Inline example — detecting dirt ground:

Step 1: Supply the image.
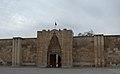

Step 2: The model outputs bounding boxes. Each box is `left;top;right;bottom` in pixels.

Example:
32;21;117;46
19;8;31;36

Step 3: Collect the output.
0;67;120;74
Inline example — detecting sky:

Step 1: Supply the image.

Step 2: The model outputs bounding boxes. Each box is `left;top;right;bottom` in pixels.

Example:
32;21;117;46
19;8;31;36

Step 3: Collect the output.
0;0;120;38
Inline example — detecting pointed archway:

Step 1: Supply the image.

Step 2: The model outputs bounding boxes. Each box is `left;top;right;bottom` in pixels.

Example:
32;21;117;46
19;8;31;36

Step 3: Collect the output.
47;32;62;67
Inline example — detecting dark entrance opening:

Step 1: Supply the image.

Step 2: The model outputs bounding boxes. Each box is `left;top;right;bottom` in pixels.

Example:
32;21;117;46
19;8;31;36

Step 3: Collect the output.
58;55;61;67
49;54;61;67
50;54;56;67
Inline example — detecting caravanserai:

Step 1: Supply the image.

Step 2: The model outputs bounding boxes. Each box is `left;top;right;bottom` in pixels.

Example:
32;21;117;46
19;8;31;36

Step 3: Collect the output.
0;29;120;67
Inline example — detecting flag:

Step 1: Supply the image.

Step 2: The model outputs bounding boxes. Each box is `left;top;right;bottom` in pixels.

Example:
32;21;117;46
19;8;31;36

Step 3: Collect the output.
55;22;57;26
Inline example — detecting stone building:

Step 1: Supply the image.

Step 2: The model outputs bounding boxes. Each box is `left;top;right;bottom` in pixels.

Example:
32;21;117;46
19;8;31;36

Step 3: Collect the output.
0;29;120;67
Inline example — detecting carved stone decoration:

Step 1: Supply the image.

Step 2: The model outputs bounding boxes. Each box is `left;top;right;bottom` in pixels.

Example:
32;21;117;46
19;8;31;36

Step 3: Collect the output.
48;32;61;53
47;32;62;67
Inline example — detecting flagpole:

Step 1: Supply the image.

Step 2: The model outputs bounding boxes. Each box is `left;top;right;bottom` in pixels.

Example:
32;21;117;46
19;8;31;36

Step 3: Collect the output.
55;25;56;29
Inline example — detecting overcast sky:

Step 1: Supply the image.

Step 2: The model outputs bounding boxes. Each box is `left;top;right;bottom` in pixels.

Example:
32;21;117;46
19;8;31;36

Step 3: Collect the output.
0;0;120;38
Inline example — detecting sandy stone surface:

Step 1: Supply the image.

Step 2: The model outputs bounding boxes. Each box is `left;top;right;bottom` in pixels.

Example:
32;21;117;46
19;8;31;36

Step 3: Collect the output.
0;67;120;74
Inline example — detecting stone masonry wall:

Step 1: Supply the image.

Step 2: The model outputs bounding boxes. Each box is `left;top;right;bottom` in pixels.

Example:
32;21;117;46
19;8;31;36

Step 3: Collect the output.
0;30;120;68
73;36;94;67
22;38;37;66
104;36;120;67
0;39;12;65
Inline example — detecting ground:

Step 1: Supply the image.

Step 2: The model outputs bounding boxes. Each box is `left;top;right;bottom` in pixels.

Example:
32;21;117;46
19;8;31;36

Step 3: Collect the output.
0;67;120;74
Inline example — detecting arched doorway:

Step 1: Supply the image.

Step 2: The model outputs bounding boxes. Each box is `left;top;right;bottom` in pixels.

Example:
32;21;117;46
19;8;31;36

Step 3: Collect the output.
47;32;62;67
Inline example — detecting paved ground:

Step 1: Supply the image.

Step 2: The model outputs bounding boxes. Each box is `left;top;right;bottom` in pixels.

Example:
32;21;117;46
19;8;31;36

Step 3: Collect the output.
0;67;120;74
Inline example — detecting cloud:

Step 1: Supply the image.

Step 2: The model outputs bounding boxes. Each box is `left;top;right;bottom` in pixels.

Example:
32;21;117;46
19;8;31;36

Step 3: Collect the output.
0;0;120;38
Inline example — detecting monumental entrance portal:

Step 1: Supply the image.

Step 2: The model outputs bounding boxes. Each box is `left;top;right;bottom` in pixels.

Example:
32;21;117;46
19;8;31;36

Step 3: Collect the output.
37;29;73;67
47;32;61;67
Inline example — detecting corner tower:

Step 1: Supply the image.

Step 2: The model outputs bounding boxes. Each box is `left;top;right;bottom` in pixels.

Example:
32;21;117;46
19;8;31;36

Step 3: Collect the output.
37;29;73;67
